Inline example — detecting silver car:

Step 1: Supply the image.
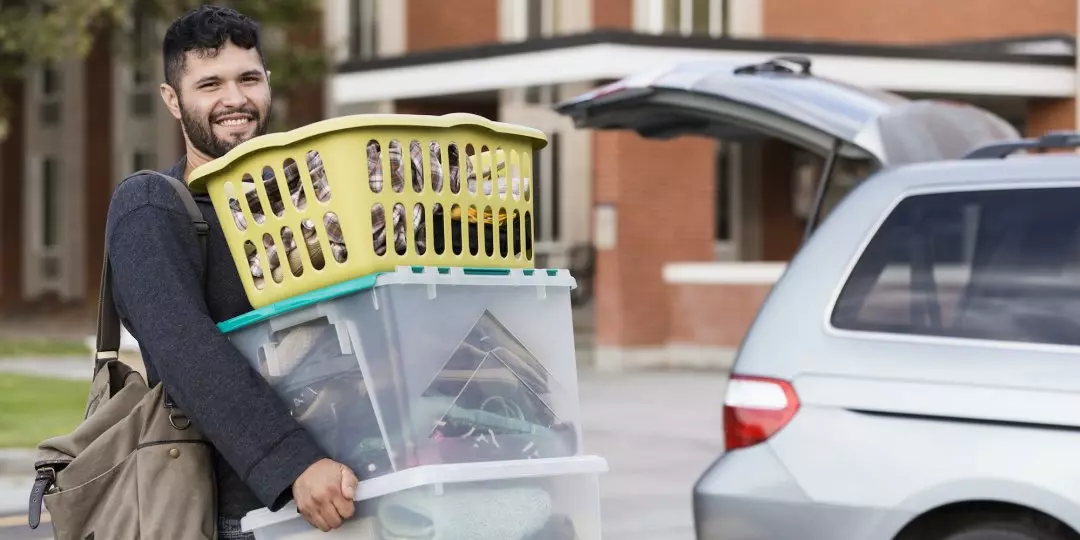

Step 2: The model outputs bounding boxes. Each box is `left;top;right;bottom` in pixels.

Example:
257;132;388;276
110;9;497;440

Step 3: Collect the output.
558;58;1080;540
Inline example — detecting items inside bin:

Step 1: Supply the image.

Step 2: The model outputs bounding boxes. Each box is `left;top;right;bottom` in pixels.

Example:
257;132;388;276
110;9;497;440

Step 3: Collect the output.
261;319;393;480
416;310;578;465
372;482;579;540
229;141;535;290
260;308;577;481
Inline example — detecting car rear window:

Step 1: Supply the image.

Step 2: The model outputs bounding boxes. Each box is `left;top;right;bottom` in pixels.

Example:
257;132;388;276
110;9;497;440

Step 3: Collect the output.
831;186;1080;346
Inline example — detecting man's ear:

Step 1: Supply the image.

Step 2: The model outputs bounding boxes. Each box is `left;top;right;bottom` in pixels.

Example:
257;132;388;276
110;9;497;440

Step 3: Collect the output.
159;83;182;120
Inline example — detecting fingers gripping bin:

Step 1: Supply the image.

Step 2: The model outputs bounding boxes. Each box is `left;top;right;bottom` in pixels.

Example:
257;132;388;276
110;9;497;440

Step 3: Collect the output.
219;267;584;481
240;456;609;540
187;113;549;309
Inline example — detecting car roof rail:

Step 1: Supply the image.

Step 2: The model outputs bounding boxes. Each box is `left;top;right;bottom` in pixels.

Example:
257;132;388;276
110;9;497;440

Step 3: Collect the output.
964;130;1080;159
733;56;812;76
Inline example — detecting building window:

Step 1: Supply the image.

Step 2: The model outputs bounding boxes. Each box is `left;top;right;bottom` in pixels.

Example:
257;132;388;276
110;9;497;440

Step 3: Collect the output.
817;157;874;224
526;0;558;38
525;85;556;105
532;131;561;243
831;187;1080;346
41;157;59;248
39;62;62;125
128;8;157;118
715;145;731;242
663;0;727;37
132;64;150;86
132;151;157;172
42;63;60;95
129;92;154;117
130;7;154;62
790;149;875;227
522;0;558;103
349;0;379;61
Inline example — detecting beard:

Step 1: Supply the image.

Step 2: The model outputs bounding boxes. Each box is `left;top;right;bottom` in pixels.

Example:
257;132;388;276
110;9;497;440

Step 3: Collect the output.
180;97;271;159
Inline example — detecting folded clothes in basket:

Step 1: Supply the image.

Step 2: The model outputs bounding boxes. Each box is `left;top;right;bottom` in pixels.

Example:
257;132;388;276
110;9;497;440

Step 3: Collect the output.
230;142;529;290
228;153;344;289
377;486;552;540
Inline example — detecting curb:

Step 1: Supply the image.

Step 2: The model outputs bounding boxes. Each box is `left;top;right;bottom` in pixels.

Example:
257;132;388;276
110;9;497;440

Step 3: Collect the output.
0;475;33;517
0;449;35;477
0;357;92;381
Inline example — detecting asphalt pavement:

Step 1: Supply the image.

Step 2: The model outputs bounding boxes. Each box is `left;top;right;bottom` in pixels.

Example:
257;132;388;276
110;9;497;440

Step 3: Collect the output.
0;369;728;539
579;369;726;540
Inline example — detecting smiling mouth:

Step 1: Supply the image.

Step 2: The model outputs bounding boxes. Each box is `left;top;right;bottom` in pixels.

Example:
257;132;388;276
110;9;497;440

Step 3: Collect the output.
215;115;254;128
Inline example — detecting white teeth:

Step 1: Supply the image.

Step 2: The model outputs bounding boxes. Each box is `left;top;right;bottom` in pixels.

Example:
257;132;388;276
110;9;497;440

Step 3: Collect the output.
219;118;249;127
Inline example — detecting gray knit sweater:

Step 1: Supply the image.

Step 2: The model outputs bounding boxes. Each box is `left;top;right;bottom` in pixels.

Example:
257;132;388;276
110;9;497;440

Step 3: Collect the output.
104;157;328;518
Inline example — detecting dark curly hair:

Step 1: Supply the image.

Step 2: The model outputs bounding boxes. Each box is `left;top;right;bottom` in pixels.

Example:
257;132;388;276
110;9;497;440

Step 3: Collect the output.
162;5;266;92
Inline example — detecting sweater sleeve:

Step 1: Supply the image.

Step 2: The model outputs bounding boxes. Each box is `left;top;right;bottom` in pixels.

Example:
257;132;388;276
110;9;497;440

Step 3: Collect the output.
106;201;328;511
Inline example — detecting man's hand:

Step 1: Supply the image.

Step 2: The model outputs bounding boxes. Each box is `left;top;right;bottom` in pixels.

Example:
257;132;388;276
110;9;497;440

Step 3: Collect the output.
293;458;359;532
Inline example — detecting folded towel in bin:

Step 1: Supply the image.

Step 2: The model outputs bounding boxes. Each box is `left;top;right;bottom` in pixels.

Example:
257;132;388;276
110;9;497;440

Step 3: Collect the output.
231;142;530;290
377;486;552;540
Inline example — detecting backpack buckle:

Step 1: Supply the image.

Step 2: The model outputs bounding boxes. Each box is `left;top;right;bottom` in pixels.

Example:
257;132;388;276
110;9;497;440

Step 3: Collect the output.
28;467;56;529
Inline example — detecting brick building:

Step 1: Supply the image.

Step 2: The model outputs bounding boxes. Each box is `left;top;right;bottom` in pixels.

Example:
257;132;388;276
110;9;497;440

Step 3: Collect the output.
0;7;327;319
1;0;1078;370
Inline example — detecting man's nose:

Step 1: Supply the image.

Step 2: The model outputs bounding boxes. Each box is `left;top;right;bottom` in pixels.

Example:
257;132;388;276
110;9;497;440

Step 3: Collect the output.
221;82;247;107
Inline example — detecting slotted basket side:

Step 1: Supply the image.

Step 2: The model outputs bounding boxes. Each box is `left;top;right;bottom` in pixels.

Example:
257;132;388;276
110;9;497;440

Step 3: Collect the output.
191;114;547;308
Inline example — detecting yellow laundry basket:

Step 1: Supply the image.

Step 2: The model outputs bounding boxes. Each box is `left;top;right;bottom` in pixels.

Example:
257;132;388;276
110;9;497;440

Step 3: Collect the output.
188;113;548;308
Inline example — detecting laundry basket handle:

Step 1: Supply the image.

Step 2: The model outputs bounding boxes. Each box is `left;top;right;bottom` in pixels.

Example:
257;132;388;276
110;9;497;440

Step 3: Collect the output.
95;170;209;377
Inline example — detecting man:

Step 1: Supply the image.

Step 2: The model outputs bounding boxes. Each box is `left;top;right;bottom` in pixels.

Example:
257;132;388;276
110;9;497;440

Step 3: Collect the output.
105;5;358;538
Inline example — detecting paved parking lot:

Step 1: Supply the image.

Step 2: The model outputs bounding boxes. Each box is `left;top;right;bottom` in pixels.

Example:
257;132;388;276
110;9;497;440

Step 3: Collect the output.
579;369;727;540
1;368;728;539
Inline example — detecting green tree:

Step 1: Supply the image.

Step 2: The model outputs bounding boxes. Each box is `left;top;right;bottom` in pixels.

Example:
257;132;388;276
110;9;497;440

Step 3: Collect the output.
0;0;328;139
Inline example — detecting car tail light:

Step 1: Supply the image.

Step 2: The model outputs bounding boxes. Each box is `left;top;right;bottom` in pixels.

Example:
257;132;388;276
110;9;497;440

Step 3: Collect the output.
723;375;799;451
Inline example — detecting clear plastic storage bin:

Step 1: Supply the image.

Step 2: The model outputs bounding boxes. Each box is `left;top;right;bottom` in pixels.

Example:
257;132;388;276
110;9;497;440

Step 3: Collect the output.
219;267;582;481
240;456;608;540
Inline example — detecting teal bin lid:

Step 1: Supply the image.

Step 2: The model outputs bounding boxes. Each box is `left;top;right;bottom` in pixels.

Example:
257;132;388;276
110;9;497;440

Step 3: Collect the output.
218;273;381;334
217;267;570;334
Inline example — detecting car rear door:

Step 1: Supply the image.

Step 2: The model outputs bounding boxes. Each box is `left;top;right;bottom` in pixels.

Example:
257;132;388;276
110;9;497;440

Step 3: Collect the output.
554;56;1020;236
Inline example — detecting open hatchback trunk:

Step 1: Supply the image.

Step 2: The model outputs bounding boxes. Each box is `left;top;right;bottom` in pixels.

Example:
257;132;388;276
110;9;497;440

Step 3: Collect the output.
554;56;1021;238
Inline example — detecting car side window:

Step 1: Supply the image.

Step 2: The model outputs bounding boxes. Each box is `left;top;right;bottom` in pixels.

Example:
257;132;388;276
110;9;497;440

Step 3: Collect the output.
831;187;1080;346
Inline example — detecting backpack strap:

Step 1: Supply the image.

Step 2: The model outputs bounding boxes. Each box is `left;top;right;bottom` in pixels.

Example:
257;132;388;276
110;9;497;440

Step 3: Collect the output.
29;171;209;529
94;170;209;386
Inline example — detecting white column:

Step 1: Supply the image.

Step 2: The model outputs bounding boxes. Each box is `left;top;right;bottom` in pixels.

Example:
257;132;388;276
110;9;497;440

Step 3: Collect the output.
324;0;349;64
324;0;349;118
559;0;591;34
376;0;406;55
727;0;764;38
634;0;666;34
500;0;527;41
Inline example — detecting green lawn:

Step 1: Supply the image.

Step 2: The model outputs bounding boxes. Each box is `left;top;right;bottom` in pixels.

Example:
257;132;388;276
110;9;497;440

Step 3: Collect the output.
0;339;90;358
0;373;90;448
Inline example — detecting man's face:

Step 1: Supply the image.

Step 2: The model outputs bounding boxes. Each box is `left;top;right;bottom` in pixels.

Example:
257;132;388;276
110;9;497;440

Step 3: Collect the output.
168;41;271;159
